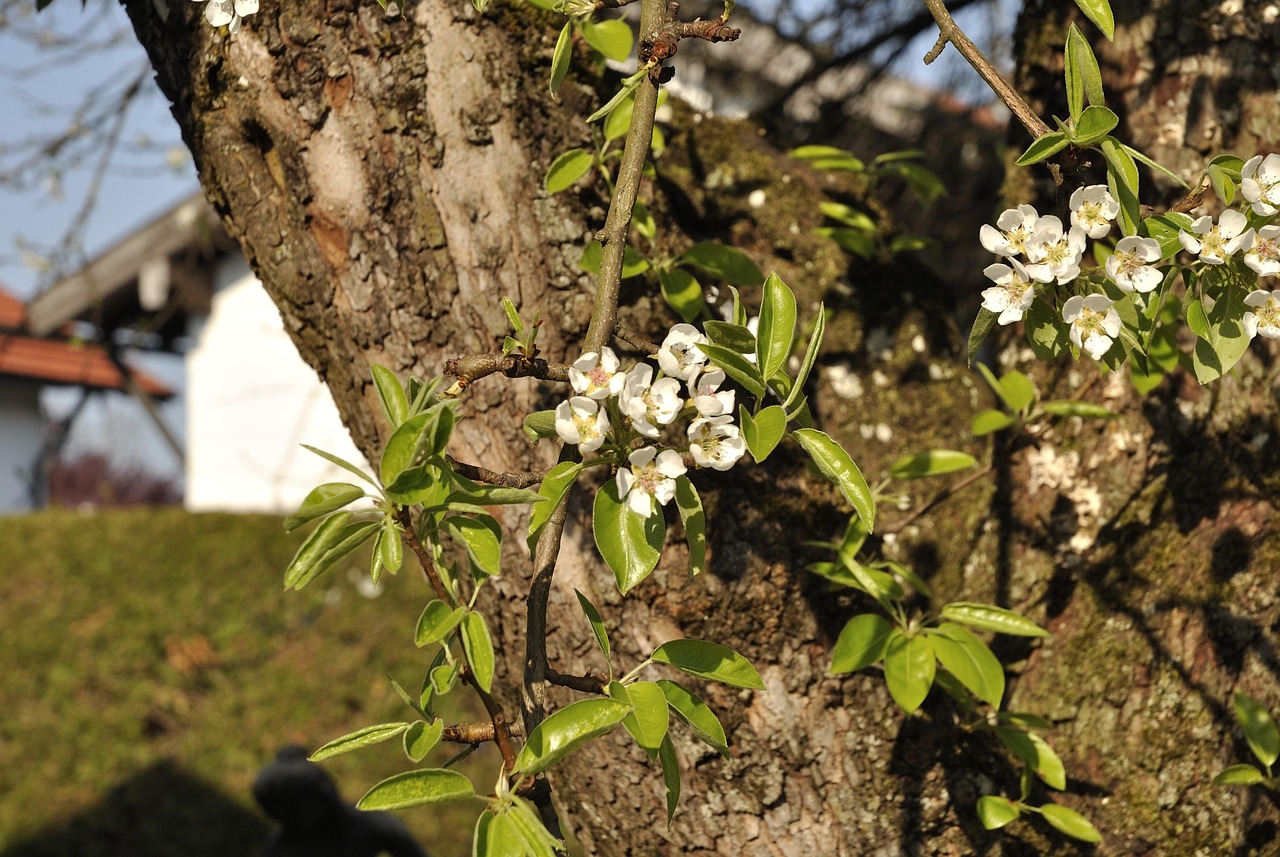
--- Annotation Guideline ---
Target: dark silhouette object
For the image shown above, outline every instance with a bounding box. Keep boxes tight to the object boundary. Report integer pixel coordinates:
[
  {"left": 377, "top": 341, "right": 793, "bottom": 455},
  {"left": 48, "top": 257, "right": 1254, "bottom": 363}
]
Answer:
[{"left": 253, "top": 746, "right": 428, "bottom": 857}]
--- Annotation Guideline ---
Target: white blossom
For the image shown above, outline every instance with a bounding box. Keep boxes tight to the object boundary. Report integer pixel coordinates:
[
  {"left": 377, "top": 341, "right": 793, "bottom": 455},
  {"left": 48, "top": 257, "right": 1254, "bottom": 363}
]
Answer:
[
  {"left": 980, "top": 204, "right": 1043, "bottom": 257},
  {"left": 1244, "top": 225, "right": 1280, "bottom": 277},
  {"left": 554, "top": 396, "right": 609, "bottom": 453},
  {"left": 1070, "top": 185, "right": 1119, "bottom": 239},
  {"left": 1063, "top": 294, "right": 1121, "bottom": 360},
  {"left": 1025, "top": 217, "right": 1086, "bottom": 284},
  {"left": 657, "top": 324, "right": 709, "bottom": 380},
  {"left": 687, "top": 367, "right": 735, "bottom": 417},
  {"left": 621, "top": 364, "right": 683, "bottom": 438},
  {"left": 569, "top": 347, "right": 625, "bottom": 400},
  {"left": 193, "top": 0, "right": 257, "bottom": 32},
  {"left": 1106, "top": 236, "right": 1163, "bottom": 293},
  {"left": 688, "top": 415, "right": 746, "bottom": 471},
  {"left": 1242, "top": 153, "right": 1280, "bottom": 216},
  {"left": 1179, "top": 210, "right": 1254, "bottom": 265},
  {"left": 981, "top": 259, "right": 1036, "bottom": 325},
  {"left": 1243, "top": 289, "right": 1280, "bottom": 340},
  {"left": 616, "top": 447, "right": 686, "bottom": 515}
]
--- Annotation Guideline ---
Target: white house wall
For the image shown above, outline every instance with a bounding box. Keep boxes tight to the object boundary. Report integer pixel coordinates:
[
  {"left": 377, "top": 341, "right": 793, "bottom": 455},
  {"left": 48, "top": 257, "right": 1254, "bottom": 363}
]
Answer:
[
  {"left": 0, "top": 378, "right": 44, "bottom": 512},
  {"left": 186, "top": 259, "right": 370, "bottom": 513}
]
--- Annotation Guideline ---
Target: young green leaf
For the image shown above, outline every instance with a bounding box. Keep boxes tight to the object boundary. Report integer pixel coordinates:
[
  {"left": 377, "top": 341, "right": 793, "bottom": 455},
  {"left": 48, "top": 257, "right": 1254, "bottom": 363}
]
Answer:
[
  {"left": 941, "top": 602, "right": 1050, "bottom": 637},
  {"left": 1073, "top": 0, "right": 1115, "bottom": 39},
  {"left": 971, "top": 409, "right": 1015, "bottom": 436},
  {"left": 609, "top": 680, "right": 670, "bottom": 753},
  {"left": 1213, "top": 764, "right": 1266, "bottom": 786},
  {"left": 461, "top": 611, "right": 496, "bottom": 692},
  {"left": 656, "top": 679, "right": 730, "bottom": 757},
  {"left": 756, "top": 272, "right": 797, "bottom": 381},
  {"left": 356, "top": 769, "right": 475, "bottom": 810},
  {"left": 544, "top": 148, "right": 594, "bottom": 194},
  {"left": 889, "top": 450, "right": 977, "bottom": 480},
  {"left": 1040, "top": 400, "right": 1117, "bottom": 419},
  {"left": 512, "top": 697, "right": 633, "bottom": 776},
  {"left": 549, "top": 21, "right": 573, "bottom": 98},
  {"left": 678, "top": 243, "right": 764, "bottom": 285},
  {"left": 790, "top": 428, "right": 875, "bottom": 531},
  {"left": 1190, "top": 282, "right": 1252, "bottom": 384},
  {"left": 575, "top": 589, "right": 612, "bottom": 664},
  {"left": 967, "top": 308, "right": 998, "bottom": 366},
  {"left": 508, "top": 796, "right": 564, "bottom": 857},
  {"left": 659, "top": 268, "right": 706, "bottom": 323},
  {"left": 528, "top": 461, "right": 584, "bottom": 553},
  {"left": 284, "top": 514, "right": 378, "bottom": 590},
  {"left": 884, "top": 632, "right": 935, "bottom": 714},
  {"left": 284, "top": 483, "right": 367, "bottom": 532},
  {"left": 998, "top": 370, "right": 1036, "bottom": 412},
  {"left": 789, "top": 145, "right": 865, "bottom": 172},
  {"left": 403, "top": 718, "right": 444, "bottom": 762},
  {"left": 380, "top": 407, "right": 453, "bottom": 489},
  {"left": 371, "top": 365, "right": 409, "bottom": 428},
  {"left": 784, "top": 304, "right": 825, "bottom": 411},
  {"left": 1101, "top": 136, "right": 1140, "bottom": 235},
  {"left": 703, "top": 320, "right": 758, "bottom": 353},
  {"left": 673, "top": 476, "right": 706, "bottom": 578},
  {"left": 977, "top": 795, "right": 1023, "bottom": 830},
  {"left": 740, "top": 404, "right": 787, "bottom": 463},
  {"left": 1038, "top": 803, "right": 1102, "bottom": 842},
  {"left": 651, "top": 639, "right": 765, "bottom": 689},
  {"left": 1235, "top": 691, "right": 1280, "bottom": 768},
  {"left": 580, "top": 18, "right": 633, "bottom": 62},
  {"left": 997, "top": 726, "right": 1066, "bottom": 790},
  {"left": 301, "top": 444, "right": 376, "bottom": 486},
  {"left": 1063, "top": 24, "right": 1104, "bottom": 118},
  {"left": 658, "top": 734, "right": 682, "bottom": 826},
  {"left": 1072, "top": 105, "right": 1118, "bottom": 146},
  {"left": 593, "top": 480, "right": 664, "bottom": 594},
  {"left": 927, "top": 623, "right": 1005, "bottom": 709},
  {"left": 379, "top": 517, "right": 403, "bottom": 576},
  {"left": 1015, "top": 131, "right": 1069, "bottom": 166},
  {"left": 444, "top": 515, "right": 503, "bottom": 580},
  {"left": 522, "top": 409, "right": 558, "bottom": 445},
  {"left": 830, "top": 613, "right": 894, "bottom": 674},
  {"left": 586, "top": 69, "right": 646, "bottom": 124},
  {"left": 309, "top": 722, "right": 411, "bottom": 761},
  {"left": 502, "top": 296, "right": 523, "bottom": 334},
  {"left": 699, "top": 342, "right": 766, "bottom": 399},
  {"left": 416, "top": 599, "right": 465, "bottom": 647}
]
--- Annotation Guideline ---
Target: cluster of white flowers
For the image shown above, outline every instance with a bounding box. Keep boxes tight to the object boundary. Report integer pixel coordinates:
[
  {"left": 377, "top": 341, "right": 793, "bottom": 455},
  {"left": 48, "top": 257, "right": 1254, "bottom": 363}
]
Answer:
[
  {"left": 980, "top": 154, "right": 1280, "bottom": 361},
  {"left": 554, "top": 324, "right": 748, "bottom": 517},
  {"left": 192, "top": 0, "right": 258, "bottom": 33}
]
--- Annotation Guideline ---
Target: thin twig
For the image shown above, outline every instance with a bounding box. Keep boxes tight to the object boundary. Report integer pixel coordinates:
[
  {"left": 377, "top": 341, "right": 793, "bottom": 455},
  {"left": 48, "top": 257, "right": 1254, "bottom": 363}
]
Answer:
[
  {"left": 547, "top": 668, "right": 609, "bottom": 694},
  {"left": 444, "top": 353, "right": 569, "bottom": 393},
  {"left": 447, "top": 456, "right": 550, "bottom": 488},
  {"left": 614, "top": 324, "right": 660, "bottom": 355},
  {"left": 881, "top": 462, "right": 994, "bottom": 535},
  {"left": 443, "top": 721, "right": 498, "bottom": 744}
]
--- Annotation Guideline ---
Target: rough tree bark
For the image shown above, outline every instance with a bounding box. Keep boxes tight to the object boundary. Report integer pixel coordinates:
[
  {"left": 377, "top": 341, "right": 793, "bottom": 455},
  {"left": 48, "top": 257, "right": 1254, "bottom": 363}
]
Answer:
[{"left": 119, "top": 0, "right": 1279, "bottom": 853}]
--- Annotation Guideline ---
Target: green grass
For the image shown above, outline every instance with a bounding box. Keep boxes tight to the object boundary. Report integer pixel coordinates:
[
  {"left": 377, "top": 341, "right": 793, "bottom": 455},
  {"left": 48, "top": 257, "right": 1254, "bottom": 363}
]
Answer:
[{"left": 0, "top": 508, "right": 493, "bottom": 856}]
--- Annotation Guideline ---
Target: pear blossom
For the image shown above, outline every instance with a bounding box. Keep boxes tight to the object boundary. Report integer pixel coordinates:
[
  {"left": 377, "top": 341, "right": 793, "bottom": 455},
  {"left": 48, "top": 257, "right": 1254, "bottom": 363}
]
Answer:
[
  {"left": 1106, "top": 236, "right": 1163, "bottom": 293},
  {"left": 1243, "top": 289, "right": 1280, "bottom": 340},
  {"left": 657, "top": 324, "right": 709, "bottom": 380},
  {"left": 1070, "top": 185, "right": 1119, "bottom": 239},
  {"left": 1244, "top": 225, "right": 1280, "bottom": 277},
  {"left": 616, "top": 447, "right": 686, "bottom": 515},
  {"left": 687, "top": 367, "right": 735, "bottom": 417},
  {"left": 1241, "top": 153, "right": 1280, "bottom": 216},
  {"left": 569, "top": 347, "right": 625, "bottom": 400},
  {"left": 1063, "top": 294, "right": 1121, "bottom": 360},
  {"left": 554, "top": 396, "right": 610, "bottom": 453},
  {"left": 1179, "top": 210, "right": 1254, "bottom": 265},
  {"left": 981, "top": 259, "right": 1036, "bottom": 325},
  {"left": 688, "top": 415, "right": 746, "bottom": 471},
  {"left": 1025, "top": 218, "right": 1086, "bottom": 284},
  {"left": 980, "top": 204, "right": 1043, "bottom": 257},
  {"left": 193, "top": 0, "right": 258, "bottom": 32},
  {"left": 621, "top": 364, "right": 683, "bottom": 438}
]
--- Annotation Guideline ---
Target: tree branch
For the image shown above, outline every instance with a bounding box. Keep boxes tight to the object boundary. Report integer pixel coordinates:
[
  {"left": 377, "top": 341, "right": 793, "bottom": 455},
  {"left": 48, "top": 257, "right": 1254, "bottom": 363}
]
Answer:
[
  {"left": 444, "top": 353, "right": 569, "bottom": 393},
  {"left": 447, "top": 456, "right": 550, "bottom": 488}
]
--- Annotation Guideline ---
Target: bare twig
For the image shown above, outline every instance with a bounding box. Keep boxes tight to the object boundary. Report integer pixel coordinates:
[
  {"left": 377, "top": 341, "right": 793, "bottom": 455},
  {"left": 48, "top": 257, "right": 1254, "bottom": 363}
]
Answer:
[
  {"left": 547, "top": 668, "right": 609, "bottom": 694},
  {"left": 614, "top": 324, "right": 660, "bottom": 355},
  {"left": 444, "top": 353, "right": 569, "bottom": 393},
  {"left": 447, "top": 456, "right": 550, "bottom": 488},
  {"left": 443, "top": 720, "right": 498, "bottom": 744},
  {"left": 881, "top": 461, "right": 994, "bottom": 535}
]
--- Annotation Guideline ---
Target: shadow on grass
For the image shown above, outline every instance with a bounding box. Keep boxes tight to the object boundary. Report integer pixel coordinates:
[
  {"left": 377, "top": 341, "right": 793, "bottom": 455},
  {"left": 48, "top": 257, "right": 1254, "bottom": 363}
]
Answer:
[{"left": 1, "top": 759, "right": 270, "bottom": 857}]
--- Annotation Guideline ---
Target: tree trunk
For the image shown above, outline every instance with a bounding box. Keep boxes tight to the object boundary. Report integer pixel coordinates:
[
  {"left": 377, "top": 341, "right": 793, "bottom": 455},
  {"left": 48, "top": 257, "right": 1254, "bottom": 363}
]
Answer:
[{"left": 120, "top": 0, "right": 1280, "bottom": 853}]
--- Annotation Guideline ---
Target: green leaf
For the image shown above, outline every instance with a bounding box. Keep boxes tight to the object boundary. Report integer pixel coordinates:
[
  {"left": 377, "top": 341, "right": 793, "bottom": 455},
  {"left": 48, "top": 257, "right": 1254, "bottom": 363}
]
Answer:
[
  {"left": 790, "top": 428, "right": 875, "bottom": 531},
  {"left": 880, "top": 559, "right": 934, "bottom": 600},
  {"left": 301, "top": 444, "right": 376, "bottom": 487},
  {"left": 1015, "top": 131, "right": 1069, "bottom": 166},
  {"left": 651, "top": 639, "right": 764, "bottom": 689},
  {"left": 678, "top": 243, "right": 764, "bottom": 285},
  {"left": 1041, "top": 400, "right": 1117, "bottom": 419},
  {"left": 1073, "top": 0, "right": 1115, "bottom": 39},
  {"left": 699, "top": 342, "right": 766, "bottom": 399},
  {"left": 972, "top": 409, "right": 1015, "bottom": 436},
  {"left": 1064, "top": 24, "right": 1104, "bottom": 118},
  {"left": 523, "top": 409, "right": 557, "bottom": 445},
  {"left": 817, "top": 226, "right": 876, "bottom": 259},
  {"left": 1101, "top": 136, "right": 1140, "bottom": 235},
  {"left": 659, "top": 268, "right": 706, "bottom": 323},
  {"left": 602, "top": 91, "right": 636, "bottom": 143},
  {"left": 967, "top": 308, "right": 998, "bottom": 366},
  {"left": 580, "top": 18, "right": 633, "bottom": 62},
  {"left": 658, "top": 735, "right": 682, "bottom": 826},
  {"left": 357, "top": 769, "right": 475, "bottom": 810},
  {"left": 461, "top": 611, "right": 496, "bottom": 692},
  {"left": 587, "top": 69, "right": 646, "bottom": 124},
  {"left": 889, "top": 450, "right": 977, "bottom": 480},
  {"left": 380, "top": 406, "right": 454, "bottom": 490},
  {"left": 673, "top": 476, "right": 706, "bottom": 578},
  {"left": 593, "top": 479, "right": 664, "bottom": 594},
  {"left": 575, "top": 589, "right": 611, "bottom": 663},
  {"left": 446, "top": 484, "right": 545, "bottom": 507},
  {"left": 703, "top": 320, "right": 757, "bottom": 353},
  {"left": 502, "top": 296, "right": 523, "bottom": 334},
  {"left": 1235, "top": 691, "right": 1280, "bottom": 768},
  {"left": 445, "top": 515, "right": 503, "bottom": 580},
  {"left": 784, "top": 304, "right": 825, "bottom": 411},
  {"left": 1038, "top": 804, "right": 1102, "bottom": 842},
  {"left": 884, "top": 632, "right": 935, "bottom": 714},
  {"left": 830, "top": 613, "right": 894, "bottom": 674},
  {"left": 371, "top": 365, "right": 409, "bottom": 428},
  {"left": 528, "top": 462, "right": 583, "bottom": 553},
  {"left": 998, "top": 370, "right": 1036, "bottom": 411},
  {"left": 819, "top": 202, "right": 877, "bottom": 232},
  {"left": 549, "top": 21, "right": 573, "bottom": 98},
  {"left": 1142, "top": 212, "right": 1195, "bottom": 260},
  {"left": 1026, "top": 299, "right": 1068, "bottom": 359},
  {"left": 309, "top": 722, "right": 411, "bottom": 761},
  {"left": 997, "top": 726, "right": 1067, "bottom": 789},
  {"left": 404, "top": 719, "right": 444, "bottom": 762},
  {"left": 284, "top": 483, "right": 367, "bottom": 532},
  {"left": 1190, "top": 281, "right": 1252, "bottom": 383},
  {"left": 977, "top": 795, "right": 1022, "bottom": 830},
  {"left": 1213, "top": 764, "right": 1266, "bottom": 786},
  {"left": 284, "top": 514, "right": 378, "bottom": 590},
  {"left": 656, "top": 679, "right": 730, "bottom": 757},
  {"left": 1072, "top": 105, "right": 1118, "bottom": 146},
  {"left": 544, "top": 148, "right": 594, "bottom": 194},
  {"left": 512, "top": 697, "right": 633, "bottom": 776},
  {"left": 416, "top": 599, "right": 465, "bottom": 647},
  {"left": 609, "top": 680, "right": 670, "bottom": 753},
  {"left": 789, "top": 145, "right": 865, "bottom": 173},
  {"left": 507, "top": 797, "right": 564, "bottom": 857},
  {"left": 927, "top": 623, "right": 1005, "bottom": 709},
  {"left": 941, "top": 602, "right": 1050, "bottom": 637},
  {"left": 740, "top": 404, "right": 787, "bottom": 463},
  {"left": 756, "top": 272, "right": 798, "bottom": 381},
  {"left": 379, "top": 517, "right": 403, "bottom": 577}
]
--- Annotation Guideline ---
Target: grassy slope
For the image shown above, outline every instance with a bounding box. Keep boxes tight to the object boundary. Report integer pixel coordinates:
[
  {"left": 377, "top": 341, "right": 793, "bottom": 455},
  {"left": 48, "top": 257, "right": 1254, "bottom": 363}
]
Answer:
[{"left": 0, "top": 508, "right": 491, "bottom": 857}]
